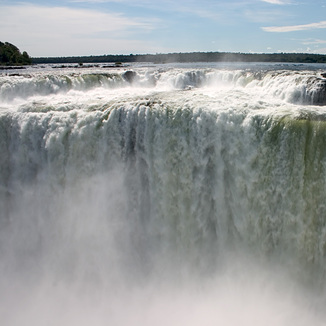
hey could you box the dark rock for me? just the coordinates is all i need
[122,70,137,83]
[311,80,326,105]
[0,66,26,70]
[321,73,326,78]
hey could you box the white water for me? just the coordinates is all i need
[1,63,326,325]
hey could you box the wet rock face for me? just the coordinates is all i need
[311,80,326,105]
[122,70,137,83]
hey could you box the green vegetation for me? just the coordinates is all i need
[0,41,32,66]
[32,51,326,65]
[1,41,325,66]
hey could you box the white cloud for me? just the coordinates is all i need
[0,4,158,56]
[69,0,153,3]
[69,0,242,22]
[301,39,326,45]
[261,0,290,4]
[262,21,326,32]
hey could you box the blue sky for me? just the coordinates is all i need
[0,0,326,57]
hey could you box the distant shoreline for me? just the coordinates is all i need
[32,51,326,65]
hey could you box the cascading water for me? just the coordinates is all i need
[1,63,326,325]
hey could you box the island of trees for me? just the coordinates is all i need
[0,41,32,66]
[32,51,326,65]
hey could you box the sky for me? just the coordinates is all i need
[0,0,326,57]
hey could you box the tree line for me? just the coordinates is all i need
[1,40,326,66]
[0,41,32,66]
[32,51,326,64]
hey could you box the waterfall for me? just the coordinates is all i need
[1,63,326,325]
